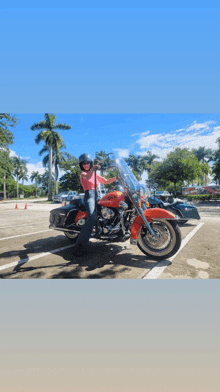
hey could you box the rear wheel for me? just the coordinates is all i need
[64,231,79,243]
[137,220,181,260]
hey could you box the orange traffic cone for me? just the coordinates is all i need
[24,203,27,209]
[15,203,18,209]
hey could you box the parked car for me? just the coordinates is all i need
[53,191,70,203]
[53,191,78,203]
[66,191,78,201]
[53,193,63,203]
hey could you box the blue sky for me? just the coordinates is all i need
[1,3,220,112]
[10,113,220,184]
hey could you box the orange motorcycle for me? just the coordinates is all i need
[49,154,181,260]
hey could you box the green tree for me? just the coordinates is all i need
[59,155,82,192]
[149,148,202,196]
[0,114,20,199]
[19,166,29,185]
[144,150,159,173]
[192,146,213,185]
[39,170,55,195]
[30,171,42,197]
[192,146,214,163]
[12,156,28,198]
[30,113,71,201]
[0,113,19,149]
[5,177,17,198]
[212,137,220,184]
[95,150,114,191]
[0,150,14,199]
[125,154,149,177]
[0,152,12,199]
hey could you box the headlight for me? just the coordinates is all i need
[136,184,146,197]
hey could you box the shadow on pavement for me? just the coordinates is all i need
[0,237,157,279]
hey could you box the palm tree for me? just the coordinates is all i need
[212,138,220,185]
[19,166,29,185]
[125,154,149,177]
[144,150,159,173]
[30,114,71,201]
[192,147,213,163]
[95,150,114,191]
[0,150,14,200]
[39,170,55,195]
[0,113,19,148]
[192,147,213,186]
[30,171,42,197]
[39,142,70,195]
[12,157,28,198]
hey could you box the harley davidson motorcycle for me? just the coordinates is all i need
[49,154,182,260]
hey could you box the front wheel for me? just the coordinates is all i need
[137,220,181,260]
[64,231,79,243]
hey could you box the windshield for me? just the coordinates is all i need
[113,154,138,192]
[113,153,149,208]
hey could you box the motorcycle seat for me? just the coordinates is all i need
[160,200,183,208]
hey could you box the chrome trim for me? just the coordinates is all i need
[49,226,80,233]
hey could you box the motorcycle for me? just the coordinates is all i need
[148,195,200,225]
[49,154,182,260]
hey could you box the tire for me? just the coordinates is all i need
[64,231,79,243]
[137,220,181,260]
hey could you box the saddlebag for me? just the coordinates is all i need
[49,199,86,230]
[174,204,200,220]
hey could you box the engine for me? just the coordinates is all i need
[100,207,120,235]
[101,207,115,220]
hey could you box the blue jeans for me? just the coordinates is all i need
[76,190,96,245]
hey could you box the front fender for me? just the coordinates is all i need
[130,208,176,242]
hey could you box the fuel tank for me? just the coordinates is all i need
[98,191,125,208]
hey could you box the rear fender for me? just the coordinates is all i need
[130,208,176,241]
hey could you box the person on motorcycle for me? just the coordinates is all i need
[73,153,117,256]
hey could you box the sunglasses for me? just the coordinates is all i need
[82,161,90,165]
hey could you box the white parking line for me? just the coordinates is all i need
[0,230,51,241]
[0,222,49,229]
[143,222,204,279]
[0,244,75,272]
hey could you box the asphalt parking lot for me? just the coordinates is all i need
[0,200,219,279]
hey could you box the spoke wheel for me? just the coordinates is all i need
[137,220,181,260]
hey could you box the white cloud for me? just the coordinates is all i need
[131,131,150,137]
[187,120,215,131]
[113,148,130,158]
[27,162,45,176]
[22,162,45,185]
[135,121,220,158]
[9,149,17,157]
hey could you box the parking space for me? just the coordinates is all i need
[0,201,219,279]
